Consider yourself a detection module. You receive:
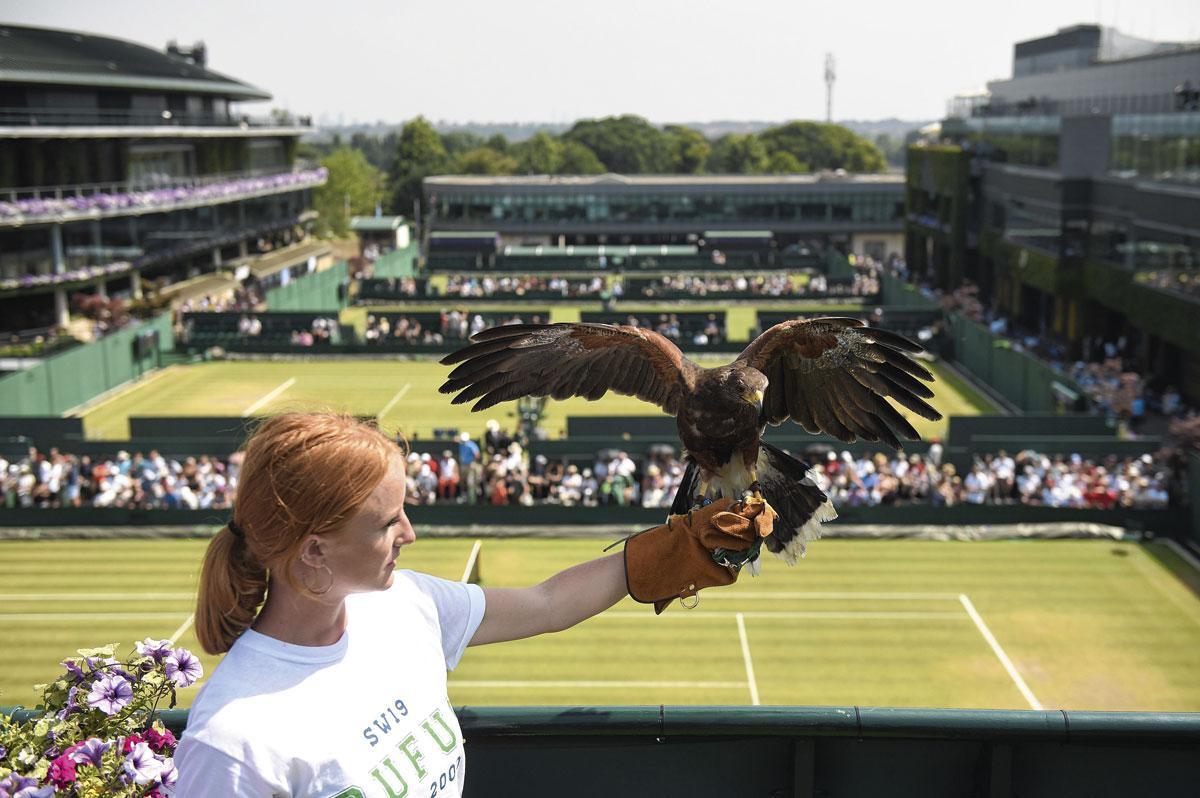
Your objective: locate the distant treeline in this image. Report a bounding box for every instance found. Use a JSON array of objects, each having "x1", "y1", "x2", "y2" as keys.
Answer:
[{"x1": 301, "y1": 114, "x2": 894, "y2": 222}]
